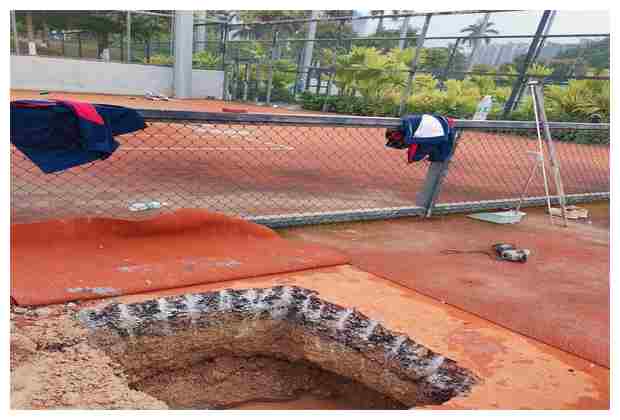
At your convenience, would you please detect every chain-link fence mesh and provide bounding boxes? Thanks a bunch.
[10,114,609,225]
[439,128,609,203]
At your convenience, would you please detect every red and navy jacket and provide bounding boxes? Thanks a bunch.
[385,114,456,163]
[10,99,146,173]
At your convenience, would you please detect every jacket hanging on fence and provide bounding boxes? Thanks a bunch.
[385,114,456,163]
[10,99,146,173]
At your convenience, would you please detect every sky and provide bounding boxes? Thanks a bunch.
[355,10,610,44]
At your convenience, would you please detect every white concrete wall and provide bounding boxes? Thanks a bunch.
[11,55,224,99]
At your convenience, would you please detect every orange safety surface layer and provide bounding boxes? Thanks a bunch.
[10,209,349,306]
[279,204,610,368]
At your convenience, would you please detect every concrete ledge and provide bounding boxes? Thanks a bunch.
[11,55,223,99]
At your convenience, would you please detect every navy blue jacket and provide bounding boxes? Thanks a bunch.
[11,100,146,173]
[386,114,456,163]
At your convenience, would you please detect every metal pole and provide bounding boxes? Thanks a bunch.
[399,13,432,115]
[513,10,557,108]
[322,21,343,111]
[78,32,82,58]
[398,13,412,50]
[173,11,194,99]
[503,10,551,117]
[524,81,554,224]
[126,11,132,63]
[221,22,230,100]
[170,16,174,55]
[532,10,556,64]
[532,82,569,227]
[266,30,279,105]
[11,11,20,55]
[243,63,250,101]
[416,131,461,217]
[299,10,320,93]
[441,38,461,84]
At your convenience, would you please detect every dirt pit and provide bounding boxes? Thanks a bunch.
[132,354,406,409]
[80,286,478,409]
[12,285,478,409]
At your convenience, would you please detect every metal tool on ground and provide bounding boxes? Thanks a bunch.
[440,243,530,263]
[493,243,530,263]
[530,80,569,227]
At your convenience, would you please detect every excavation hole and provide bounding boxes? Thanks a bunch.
[130,354,407,409]
[80,285,479,409]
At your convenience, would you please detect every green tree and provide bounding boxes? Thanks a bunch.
[20,11,125,56]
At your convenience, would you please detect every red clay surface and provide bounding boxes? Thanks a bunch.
[10,90,609,223]
[279,203,610,368]
[10,209,348,306]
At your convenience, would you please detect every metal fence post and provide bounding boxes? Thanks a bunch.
[512,10,557,108]
[415,131,461,217]
[322,20,344,111]
[126,11,132,63]
[243,63,250,101]
[221,22,229,100]
[173,11,194,99]
[266,30,279,105]
[11,11,20,55]
[298,10,320,93]
[440,38,461,86]
[502,10,551,117]
[399,13,432,115]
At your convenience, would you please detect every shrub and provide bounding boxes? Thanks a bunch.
[145,54,173,66]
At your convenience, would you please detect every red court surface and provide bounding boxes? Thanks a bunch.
[10,90,609,223]
[279,202,610,368]
[10,209,348,306]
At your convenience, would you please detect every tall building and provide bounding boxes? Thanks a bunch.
[352,10,372,36]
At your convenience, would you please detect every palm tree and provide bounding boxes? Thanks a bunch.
[460,13,499,72]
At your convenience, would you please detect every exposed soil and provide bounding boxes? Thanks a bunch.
[11,286,477,410]
[132,354,405,409]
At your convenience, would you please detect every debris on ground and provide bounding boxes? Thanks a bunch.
[144,91,170,101]
[548,205,589,220]
[128,201,164,212]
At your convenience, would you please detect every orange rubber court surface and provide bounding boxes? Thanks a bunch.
[10,90,609,223]
[10,91,609,408]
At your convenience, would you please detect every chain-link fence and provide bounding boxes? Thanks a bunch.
[10,111,609,227]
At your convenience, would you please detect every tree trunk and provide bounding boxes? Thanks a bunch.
[145,40,151,63]
[42,22,49,47]
[96,32,109,58]
[26,12,35,41]
[377,12,385,33]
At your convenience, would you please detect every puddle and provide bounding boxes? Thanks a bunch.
[79,286,478,409]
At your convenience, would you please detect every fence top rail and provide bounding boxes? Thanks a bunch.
[137,109,609,130]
